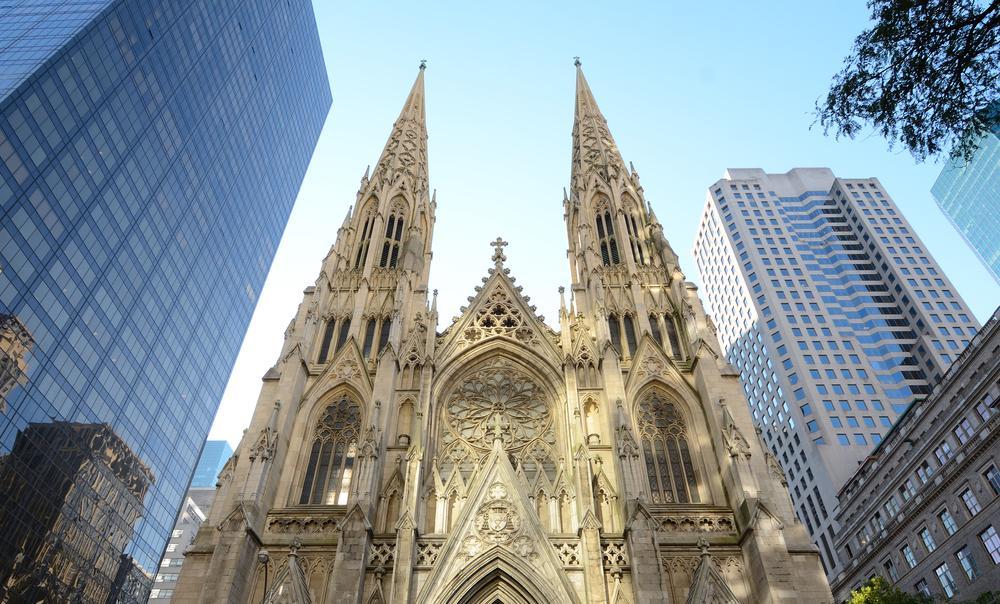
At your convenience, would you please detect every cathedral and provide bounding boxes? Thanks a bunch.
[173,63,833,604]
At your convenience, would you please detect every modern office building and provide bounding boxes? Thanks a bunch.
[190,440,233,489]
[931,114,1000,285]
[0,0,330,600]
[832,307,1000,602]
[151,440,232,601]
[692,168,980,575]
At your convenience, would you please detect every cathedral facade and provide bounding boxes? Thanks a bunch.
[173,64,832,604]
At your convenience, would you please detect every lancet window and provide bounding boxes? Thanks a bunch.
[361,316,392,360]
[649,313,663,347]
[317,317,352,363]
[636,392,700,504]
[624,210,646,265]
[607,313,637,359]
[298,396,362,505]
[378,208,405,269]
[595,210,620,266]
[664,314,682,359]
[353,205,376,269]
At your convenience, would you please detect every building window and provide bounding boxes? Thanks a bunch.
[354,210,374,269]
[939,509,958,535]
[636,391,700,504]
[902,544,918,569]
[956,546,978,581]
[298,396,361,505]
[914,579,930,597]
[596,210,620,266]
[985,465,1000,496]
[900,480,916,501]
[962,489,982,516]
[378,210,405,268]
[317,318,337,363]
[165,543,177,553]
[335,317,352,353]
[171,529,183,538]
[649,313,662,347]
[920,528,937,552]
[624,210,646,265]
[882,558,898,581]
[981,526,1000,564]
[935,563,957,598]
[360,316,392,361]
[954,418,974,444]
[150,590,173,599]
[934,441,953,465]
[917,461,933,484]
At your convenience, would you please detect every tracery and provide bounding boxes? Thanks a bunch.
[636,391,700,504]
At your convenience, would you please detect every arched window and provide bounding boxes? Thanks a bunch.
[362,318,377,359]
[623,315,637,356]
[335,317,351,353]
[664,315,682,359]
[354,211,375,269]
[624,212,646,265]
[649,313,663,346]
[317,318,336,363]
[298,396,362,505]
[608,314,636,359]
[636,392,700,504]
[607,313,622,355]
[595,210,620,266]
[379,211,405,268]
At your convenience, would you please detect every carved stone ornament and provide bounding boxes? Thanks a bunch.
[458,481,537,562]
[333,359,360,381]
[765,452,788,486]
[722,423,751,460]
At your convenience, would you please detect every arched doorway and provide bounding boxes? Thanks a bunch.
[454,568,542,604]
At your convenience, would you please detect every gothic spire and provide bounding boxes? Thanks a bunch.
[362,65,429,202]
[571,62,628,191]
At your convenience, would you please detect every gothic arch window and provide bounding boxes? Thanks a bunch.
[607,313,637,359]
[436,357,558,486]
[298,396,361,505]
[636,391,700,504]
[379,200,406,268]
[622,202,646,265]
[595,209,620,266]
[649,313,663,347]
[353,202,377,269]
[664,314,682,359]
[317,318,337,363]
[361,316,393,361]
[317,316,352,363]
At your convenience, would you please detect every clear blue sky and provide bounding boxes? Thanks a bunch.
[209,1,1000,446]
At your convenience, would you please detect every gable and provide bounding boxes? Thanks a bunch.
[436,263,561,367]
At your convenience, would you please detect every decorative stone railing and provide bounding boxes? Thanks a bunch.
[265,506,344,534]
[648,506,736,534]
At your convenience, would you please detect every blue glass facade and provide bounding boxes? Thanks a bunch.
[190,440,233,489]
[0,0,330,601]
[931,122,1000,285]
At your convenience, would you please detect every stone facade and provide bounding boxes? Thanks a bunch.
[173,64,832,603]
[832,308,1000,601]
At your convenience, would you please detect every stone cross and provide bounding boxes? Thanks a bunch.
[490,237,508,269]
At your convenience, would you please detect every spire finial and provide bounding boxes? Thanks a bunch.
[419,59,427,70]
[490,236,508,269]
[573,56,581,67]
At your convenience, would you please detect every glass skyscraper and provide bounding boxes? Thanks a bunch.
[190,440,233,489]
[931,118,1000,285]
[0,0,330,601]
[693,168,979,575]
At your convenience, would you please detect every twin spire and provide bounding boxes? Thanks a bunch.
[362,60,628,207]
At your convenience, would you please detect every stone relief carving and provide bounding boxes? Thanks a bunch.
[457,482,537,563]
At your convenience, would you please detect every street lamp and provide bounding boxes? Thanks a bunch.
[257,549,270,603]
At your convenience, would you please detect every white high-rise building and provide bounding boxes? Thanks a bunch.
[693,168,980,575]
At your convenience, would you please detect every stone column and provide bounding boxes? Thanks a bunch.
[327,504,373,604]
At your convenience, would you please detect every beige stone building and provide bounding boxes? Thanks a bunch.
[832,307,1000,601]
[173,63,832,604]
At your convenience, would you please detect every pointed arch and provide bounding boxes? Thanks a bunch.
[633,387,701,504]
[353,197,378,269]
[378,196,408,268]
[291,386,366,506]
[429,548,577,604]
